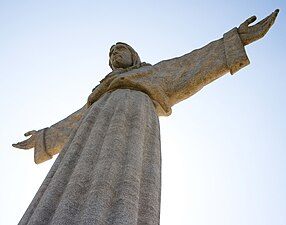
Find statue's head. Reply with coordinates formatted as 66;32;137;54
109;42;141;70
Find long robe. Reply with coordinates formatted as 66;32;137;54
19;28;249;225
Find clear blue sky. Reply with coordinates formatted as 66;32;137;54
0;1;285;225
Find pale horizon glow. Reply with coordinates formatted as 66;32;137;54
0;1;285;225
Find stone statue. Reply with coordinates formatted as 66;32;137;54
13;10;279;225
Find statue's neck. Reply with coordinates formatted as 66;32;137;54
101;62;151;83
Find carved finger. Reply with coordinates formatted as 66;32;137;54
252;9;279;39
257;9;279;29
238;15;257;33
264;9;279;29
274;9;280;17
24;130;36;137
245;15;257;26
12;138;34;149
254;14;273;29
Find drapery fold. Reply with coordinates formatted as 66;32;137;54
20;89;161;225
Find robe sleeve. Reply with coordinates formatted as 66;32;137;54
153;28;250;106
34;105;87;164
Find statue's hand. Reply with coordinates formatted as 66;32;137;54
12;130;38;150
238;9;279;46
87;92;95;108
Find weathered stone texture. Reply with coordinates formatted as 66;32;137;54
19;90;161;225
13;10;279;225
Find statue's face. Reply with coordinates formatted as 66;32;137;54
110;44;133;69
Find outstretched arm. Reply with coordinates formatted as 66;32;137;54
153;10;279;107
13;105;87;164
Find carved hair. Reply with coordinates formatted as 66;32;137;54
109;42;141;70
